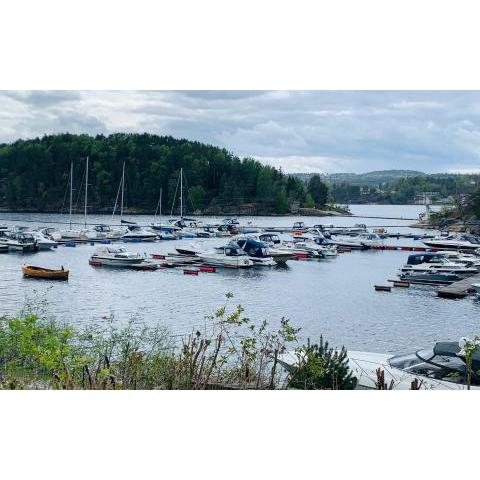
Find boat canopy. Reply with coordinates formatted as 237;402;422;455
236;238;269;258
94;246;128;255
216;244;248;256
433;342;480;372
259;233;281;244
406;253;445;265
389;342;480;385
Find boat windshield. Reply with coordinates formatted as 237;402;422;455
463;235;480;244
259;234;280;244
224;247;246;256
389;349;478;385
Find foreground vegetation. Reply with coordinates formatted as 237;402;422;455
0;295;357;390
0;133;330;215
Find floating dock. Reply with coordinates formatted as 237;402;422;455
437;274;480;299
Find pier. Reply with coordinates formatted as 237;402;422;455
437;274;480;299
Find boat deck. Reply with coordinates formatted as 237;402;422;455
437;274;480;299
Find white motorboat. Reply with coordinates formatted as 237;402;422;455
292;221;308;232
400;253;478;276
2;226;57;251
92;224;126;239
233;237;276;266
288;240;338;258
0;233;39;252
81;228;108;240
290;231;338;256
89;246;146;267
198;244;253;268
331;232;383;249
30;231;58;250
279;339;480;390
235;233;294;263
434;250;480;267
423;234;480;251
150;223;180;240
312;223;367;236
122;226;158;242
40;227;63;242
60;228;84;240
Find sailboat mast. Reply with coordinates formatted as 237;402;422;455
120;161;125;221
159;187;162;221
180;167;183;218
84;156;89;228
69;160;73;229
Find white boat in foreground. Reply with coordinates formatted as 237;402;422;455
280;339;480;390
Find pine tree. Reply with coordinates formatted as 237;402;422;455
287;336;357;390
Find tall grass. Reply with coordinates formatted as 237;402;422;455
0;293;303;390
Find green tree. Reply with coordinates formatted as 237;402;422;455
188;185;206;210
307;174;329;206
287;337;357;390
305;193;315;208
471;187;480;218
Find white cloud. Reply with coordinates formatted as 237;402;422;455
1;90;480;173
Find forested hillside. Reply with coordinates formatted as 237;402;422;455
0;133;319;215
330;174;480;204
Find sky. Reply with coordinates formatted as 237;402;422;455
1;90;480;174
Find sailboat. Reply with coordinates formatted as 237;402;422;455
60;160;83;239
99;161;129;239
150;187;180;239
168;168;201;238
110;162;157;242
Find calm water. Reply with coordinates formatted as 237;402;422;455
1;205;479;354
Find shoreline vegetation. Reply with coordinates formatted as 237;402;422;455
0;294;357;390
0;133;343;217
422;190;480;233
0;205;351;217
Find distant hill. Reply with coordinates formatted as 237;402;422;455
292;170;426;185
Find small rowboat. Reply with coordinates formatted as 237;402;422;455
22;265;69;280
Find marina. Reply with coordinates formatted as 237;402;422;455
1;204;479;355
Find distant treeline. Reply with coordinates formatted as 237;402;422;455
330;174;480;204
0;133;329;215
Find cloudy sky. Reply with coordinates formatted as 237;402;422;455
1;90;480;174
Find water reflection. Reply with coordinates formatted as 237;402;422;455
0;205;479;354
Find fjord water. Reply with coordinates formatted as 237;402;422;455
1;205;479;354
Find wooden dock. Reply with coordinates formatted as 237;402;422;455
437;274;480;299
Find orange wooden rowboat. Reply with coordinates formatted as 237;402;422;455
22;265;69;280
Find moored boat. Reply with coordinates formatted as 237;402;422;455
22;265;69;280
122;226;158;242
400;253;478;276
0;233;39;252
233;237;276;266
90;246;148;267
423;234;480;251
198;244;253;268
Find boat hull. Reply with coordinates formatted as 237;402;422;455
90;255;146;267
198;254;252;268
22;265;69;280
423;240;480;251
